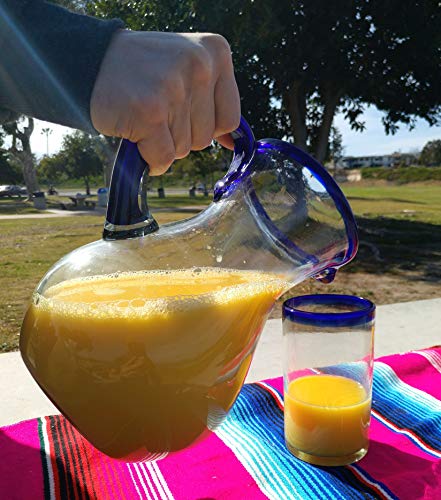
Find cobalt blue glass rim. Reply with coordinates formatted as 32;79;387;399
283;294;375;327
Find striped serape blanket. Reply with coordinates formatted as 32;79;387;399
1;347;441;500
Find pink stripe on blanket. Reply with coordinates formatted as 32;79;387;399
265;376;283;394
359;418;441;499
355;349;441;499
158;430;268;500
0;419;45;500
379;348;441;400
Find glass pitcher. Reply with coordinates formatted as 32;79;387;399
20;118;358;461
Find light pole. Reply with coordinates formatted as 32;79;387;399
41;127;52;156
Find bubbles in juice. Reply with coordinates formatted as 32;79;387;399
21;267;288;460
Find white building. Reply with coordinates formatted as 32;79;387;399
341;153;417;169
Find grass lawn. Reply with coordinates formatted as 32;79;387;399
1;182;440;353
0;195;84;215
0;211;191;352
0;192;212;215
342;183;441;224
0;198;41;215
148;194;212;208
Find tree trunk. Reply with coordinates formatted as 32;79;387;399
22;154;39;195
285;82;308;151
314;90;342;164
284;83;308;227
84;176;90;195
9;118;39;194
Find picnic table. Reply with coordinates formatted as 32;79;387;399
1;346;440;499
67;194;96;210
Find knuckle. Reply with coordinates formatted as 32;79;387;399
165;75;186;102
214;34;231;51
190;46;213;83
208;34;232;62
136;94;166;123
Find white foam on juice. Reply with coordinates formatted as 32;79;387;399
35;268;289;320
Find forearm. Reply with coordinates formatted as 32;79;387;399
0;0;123;132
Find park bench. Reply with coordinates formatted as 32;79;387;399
59;199;95;210
84;200;96;210
59;202;74;210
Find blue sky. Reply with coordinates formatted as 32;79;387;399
30;105;441;159
334;105;441;156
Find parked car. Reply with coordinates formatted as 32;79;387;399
0;185;27;197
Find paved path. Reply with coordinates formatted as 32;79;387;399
1;298;440;427
0;206;204;220
0;209;101;220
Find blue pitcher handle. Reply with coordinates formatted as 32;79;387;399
103;117;255;240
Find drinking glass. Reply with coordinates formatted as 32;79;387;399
283;294;375;466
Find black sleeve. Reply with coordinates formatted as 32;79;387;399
0;0;124;133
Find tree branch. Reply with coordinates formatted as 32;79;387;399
23;117;34;139
8;133;19;156
16;117;34;152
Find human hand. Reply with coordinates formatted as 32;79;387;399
90;30;241;175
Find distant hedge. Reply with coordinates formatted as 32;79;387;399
361;166;441;183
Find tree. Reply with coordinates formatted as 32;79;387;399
38;152;67;185
58;131;104;194
0;131;22;184
173;145;230;189
0;154;22;185
39;133;112;189
327;126;344;165
1;117;39;194
195;0;441;162
419;140;441;167
88;0;441;164
94;136;120;186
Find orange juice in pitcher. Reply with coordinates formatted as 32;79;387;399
21;268;286;460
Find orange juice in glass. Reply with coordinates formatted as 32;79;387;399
283;294;375;466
